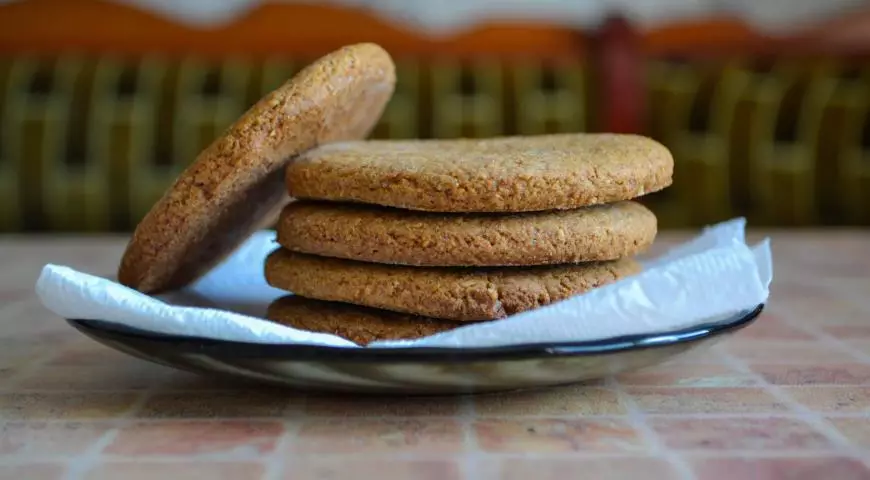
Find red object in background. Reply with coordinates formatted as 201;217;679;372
0;0;586;59
594;15;644;135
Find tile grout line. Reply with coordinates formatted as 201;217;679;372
263;394;308;480
778;280;870;364
838;288;870;313
773;300;870;454
3;343;78;390
2;410;867;423
778;303;870;365
734;287;869;458
806;274;870;312
460;394;478;480
61;388;157;480
606;376;697;480
0;449;866;465
718;350;861;457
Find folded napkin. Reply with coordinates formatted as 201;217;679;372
35;218;772;348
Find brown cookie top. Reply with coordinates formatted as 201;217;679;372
117;43;396;293
276;200;657;267
285;133;673;212
266;250;641;321
266;296;463;346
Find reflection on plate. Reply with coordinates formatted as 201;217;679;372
67;304;763;395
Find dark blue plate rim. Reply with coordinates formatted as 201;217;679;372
65;303;763;362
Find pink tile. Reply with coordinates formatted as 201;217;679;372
0;422;111;456
474;386;625;416
477;457;678;480
625;387;789;414
844;339;870;356
18;365;175;391
788;253;870;278
823;325;870;340
0;336;68;362
616;365;755;387
47;345;158;367
0;326;74;349
785;387;870;413
729;313;815;341
284;458;461;480
751;364;870;386
0;344;42;376
657;348;726;365
152;372;258;391
136;392;298;418
649;417;833;451
305;394;462;417
105;420;283;456
0;463;66;480
771;234;870;257
84;461;265;480
295;418;464;454
724;342;857;364
0;393;139;420
786;301;869;327
827;417;870;447
770;281;840;302
689;456;870;480
474;418;643;453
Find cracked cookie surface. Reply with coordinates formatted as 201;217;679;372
275;200;657;267
266;250;641;321
285;133;673;212
266;296;463;345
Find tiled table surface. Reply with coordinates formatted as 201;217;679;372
0;231;869;480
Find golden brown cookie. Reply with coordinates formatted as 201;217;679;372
266;296;463;346
275;200;657;267
285;133;673;212
265;250;641;321
117;43;396;293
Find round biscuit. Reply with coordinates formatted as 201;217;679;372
275;200;657;267
117;43;396;293
286;133;673;212
265;250;641;321
266;296;462;346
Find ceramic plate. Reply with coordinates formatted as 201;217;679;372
67;304;763;395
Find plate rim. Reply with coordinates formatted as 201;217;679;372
66;303;764;363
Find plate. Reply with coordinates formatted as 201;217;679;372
67;304;763;395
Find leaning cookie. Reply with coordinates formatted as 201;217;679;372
117;43;396;293
285;133;673;212
266;296;465;346
265;250;641;321
276;200;657;267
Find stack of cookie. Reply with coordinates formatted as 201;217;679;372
265;134;673;345
114;42;674;347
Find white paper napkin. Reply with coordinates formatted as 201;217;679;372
34;218;772;348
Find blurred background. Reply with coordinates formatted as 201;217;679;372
1;0;869;233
